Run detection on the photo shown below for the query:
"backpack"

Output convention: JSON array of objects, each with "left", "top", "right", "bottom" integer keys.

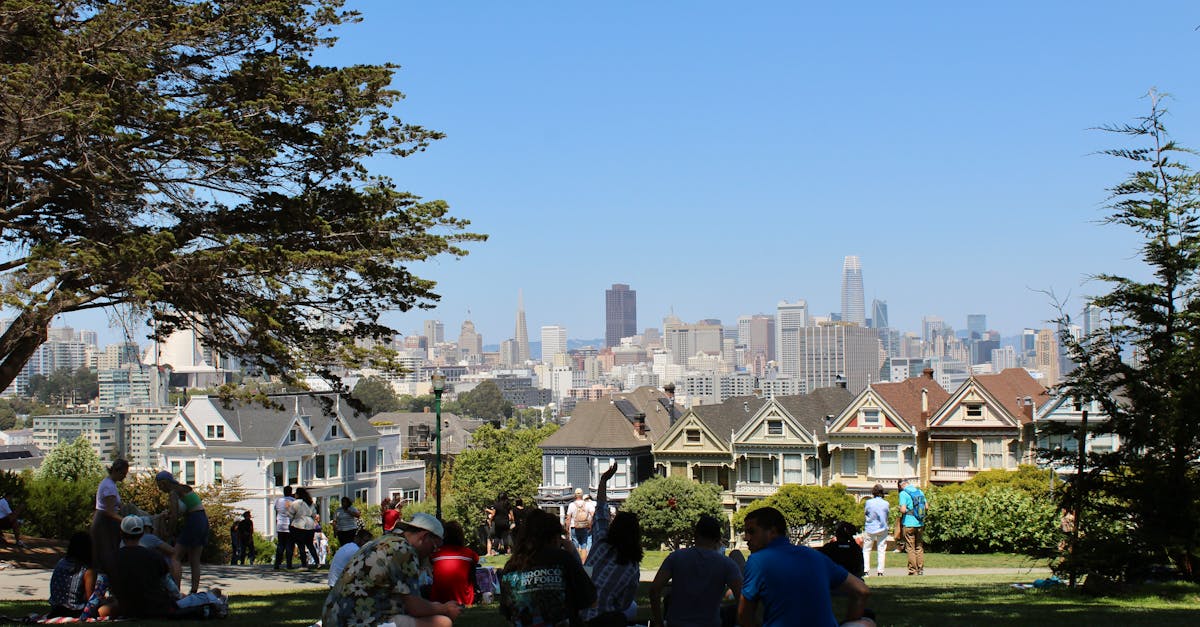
[
  {"left": 907, "top": 489, "right": 927, "bottom": 523},
  {"left": 573, "top": 502, "right": 591, "bottom": 528}
]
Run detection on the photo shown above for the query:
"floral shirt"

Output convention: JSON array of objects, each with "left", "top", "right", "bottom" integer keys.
[{"left": 321, "top": 534, "right": 427, "bottom": 626}]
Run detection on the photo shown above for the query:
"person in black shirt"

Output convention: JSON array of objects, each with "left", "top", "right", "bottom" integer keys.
[
  {"left": 491, "top": 492, "right": 514, "bottom": 554},
  {"left": 111, "top": 515, "right": 177, "bottom": 619},
  {"left": 819, "top": 521, "right": 866, "bottom": 578}
]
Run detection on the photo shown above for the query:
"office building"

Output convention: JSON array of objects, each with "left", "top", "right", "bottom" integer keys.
[
  {"left": 541, "top": 325, "right": 568, "bottom": 364},
  {"left": 869, "top": 299, "right": 888, "bottom": 330},
  {"left": 423, "top": 320, "right": 444, "bottom": 351},
  {"left": 840, "top": 256, "right": 865, "bottom": 326},
  {"left": 776, "top": 300, "right": 808, "bottom": 378},
  {"left": 967, "top": 314, "right": 987, "bottom": 340},
  {"left": 1034, "top": 328, "right": 1060, "bottom": 386},
  {"left": 514, "top": 290, "right": 531, "bottom": 363},
  {"left": 737, "top": 314, "right": 776, "bottom": 362},
  {"left": 605, "top": 284, "right": 637, "bottom": 348},
  {"left": 458, "top": 320, "right": 483, "bottom": 363},
  {"left": 798, "top": 322, "right": 882, "bottom": 394},
  {"left": 32, "top": 412, "right": 120, "bottom": 461}
]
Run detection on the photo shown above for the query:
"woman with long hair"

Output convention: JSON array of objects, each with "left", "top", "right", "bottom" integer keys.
[
  {"left": 500, "top": 508, "right": 595, "bottom": 626},
  {"left": 582, "top": 463, "right": 643, "bottom": 627},
  {"left": 288, "top": 487, "right": 319, "bottom": 567},
  {"left": 48, "top": 532, "right": 97, "bottom": 618},
  {"left": 90, "top": 459, "right": 129, "bottom": 578},
  {"left": 155, "top": 469, "right": 209, "bottom": 595}
]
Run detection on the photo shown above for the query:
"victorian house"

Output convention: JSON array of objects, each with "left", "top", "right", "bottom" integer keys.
[
  {"left": 652, "top": 396, "right": 766, "bottom": 512},
  {"left": 1032, "top": 394, "right": 1121, "bottom": 471},
  {"left": 826, "top": 371, "right": 950, "bottom": 495},
  {"left": 924, "top": 368, "right": 1049, "bottom": 484}
]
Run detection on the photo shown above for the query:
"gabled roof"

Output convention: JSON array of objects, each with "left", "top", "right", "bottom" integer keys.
[
  {"left": 184, "top": 393, "right": 380, "bottom": 448},
  {"left": 691, "top": 396, "right": 766, "bottom": 444},
  {"left": 540, "top": 386, "right": 674, "bottom": 450},
  {"left": 971, "top": 368, "right": 1049, "bottom": 425},
  {"left": 870, "top": 375, "right": 952, "bottom": 433},
  {"left": 772, "top": 386, "right": 856, "bottom": 438}
]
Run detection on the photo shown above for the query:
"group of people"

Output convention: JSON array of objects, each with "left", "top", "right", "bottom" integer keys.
[
  {"left": 42, "top": 459, "right": 219, "bottom": 620},
  {"left": 272, "top": 485, "right": 341, "bottom": 569},
  {"left": 481, "top": 492, "right": 528, "bottom": 555}
]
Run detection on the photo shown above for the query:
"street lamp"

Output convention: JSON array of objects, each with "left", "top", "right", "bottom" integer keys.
[{"left": 431, "top": 370, "right": 446, "bottom": 521}]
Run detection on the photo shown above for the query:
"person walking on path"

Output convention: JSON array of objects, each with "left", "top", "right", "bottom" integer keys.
[
  {"left": 898, "top": 477, "right": 927, "bottom": 576},
  {"left": 564, "top": 487, "right": 593, "bottom": 561},
  {"left": 737, "top": 506, "right": 871, "bottom": 627},
  {"left": 155, "top": 469, "right": 209, "bottom": 595},
  {"left": 862, "top": 484, "right": 890, "bottom": 577},
  {"left": 288, "top": 487, "right": 319, "bottom": 568},
  {"left": 332, "top": 496, "right": 361, "bottom": 548},
  {"left": 273, "top": 485, "right": 295, "bottom": 570},
  {"left": 234, "top": 511, "right": 255, "bottom": 565},
  {"left": 90, "top": 459, "right": 129, "bottom": 576},
  {"left": 649, "top": 514, "right": 742, "bottom": 627}
]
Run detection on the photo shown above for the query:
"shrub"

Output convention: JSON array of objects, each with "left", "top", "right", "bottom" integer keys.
[
  {"left": 732, "top": 484, "right": 860, "bottom": 545},
  {"left": 622, "top": 476, "right": 724, "bottom": 550},
  {"left": 25, "top": 473, "right": 101, "bottom": 539},
  {"left": 924, "top": 486, "right": 1061, "bottom": 554}
]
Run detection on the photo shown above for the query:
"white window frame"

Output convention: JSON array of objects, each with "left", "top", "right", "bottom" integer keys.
[
  {"left": 686, "top": 429, "right": 701, "bottom": 444},
  {"left": 965, "top": 403, "right": 984, "bottom": 420},
  {"left": 861, "top": 409, "right": 881, "bottom": 425},
  {"left": 184, "top": 461, "right": 195, "bottom": 484},
  {"left": 354, "top": 488, "right": 369, "bottom": 503},
  {"left": 315, "top": 454, "right": 326, "bottom": 479},
  {"left": 327, "top": 453, "right": 340, "bottom": 478},
  {"left": 982, "top": 438, "right": 1005, "bottom": 468},
  {"left": 593, "top": 457, "right": 629, "bottom": 489},
  {"left": 206, "top": 425, "right": 224, "bottom": 439},
  {"left": 330, "top": 424, "right": 339, "bottom": 437},
  {"left": 177, "top": 429, "right": 186, "bottom": 443},
  {"left": 289, "top": 428, "right": 298, "bottom": 443},
  {"left": 783, "top": 454, "right": 804, "bottom": 484},
  {"left": 355, "top": 449, "right": 369, "bottom": 474},
  {"left": 841, "top": 450, "right": 858, "bottom": 476},
  {"left": 551, "top": 456, "right": 568, "bottom": 487},
  {"left": 767, "top": 420, "right": 783, "bottom": 436},
  {"left": 877, "top": 445, "right": 899, "bottom": 477},
  {"left": 212, "top": 460, "right": 223, "bottom": 485}
]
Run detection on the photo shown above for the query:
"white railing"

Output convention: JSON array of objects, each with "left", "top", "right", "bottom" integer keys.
[
  {"left": 734, "top": 482, "right": 780, "bottom": 496},
  {"left": 378, "top": 460, "right": 425, "bottom": 472},
  {"left": 930, "top": 467, "right": 978, "bottom": 482}
]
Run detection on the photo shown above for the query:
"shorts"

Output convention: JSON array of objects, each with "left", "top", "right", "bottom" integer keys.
[
  {"left": 178, "top": 510, "right": 210, "bottom": 548},
  {"left": 0, "top": 516, "right": 15, "bottom": 530},
  {"left": 571, "top": 527, "right": 591, "bottom": 550},
  {"left": 386, "top": 614, "right": 419, "bottom": 627}
]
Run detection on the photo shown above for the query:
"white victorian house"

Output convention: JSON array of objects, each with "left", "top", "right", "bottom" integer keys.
[{"left": 153, "top": 392, "right": 424, "bottom": 539}]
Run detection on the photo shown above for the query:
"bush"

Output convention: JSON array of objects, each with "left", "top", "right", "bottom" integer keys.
[
  {"left": 925, "top": 486, "right": 1061, "bottom": 554},
  {"left": 25, "top": 473, "right": 101, "bottom": 539},
  {"left": 623, "top": 476, "right": 724, "bottom": 550},
  {"left": 118, "top": 471, "right": 250, "bottom": 564},
  {"left": 732, "top": 484, "right": 860, "bottom": 545}
]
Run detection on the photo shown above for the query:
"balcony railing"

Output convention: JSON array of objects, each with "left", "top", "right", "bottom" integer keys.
[
  {"left": 378, "top": 460, "right": 425, "bottom": 473},
  {"left": 930, "top": 467, "right": 979, "bottom": 482},
  {"left": 734, "top": 482, "right": 780, "bottom": 497}
]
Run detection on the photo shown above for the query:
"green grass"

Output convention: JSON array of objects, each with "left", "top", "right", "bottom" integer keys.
[{"left": 3, "top": 572, "right": 1195, "bottom": 626}]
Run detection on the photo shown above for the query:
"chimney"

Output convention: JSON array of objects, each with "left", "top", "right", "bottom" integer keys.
[
  {"left": 835, "top": 374, "right": 847, "bottom": 389},
  {"left": 922, "top": 368, "right": 935, "bottom": 380},
  {"left": 921, "top": 388, "right": 929, "bottom": 416},
  {"left": 1022, "top": 396, "right": 1034, "bottom": 422},
  {"left": 635, "top": 416, "right": 646, "bottom": 437},
  {"left": 743, "top": 401, "right": 750, "bottom": 413}
]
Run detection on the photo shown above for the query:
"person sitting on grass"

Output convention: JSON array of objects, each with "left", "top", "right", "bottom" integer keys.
[
  {"left": 431, "top": 521, "right": 480, "bottom": 607},
  {"left": 649, "top": 514, "right": 743, "bottom": 627},
  {"left": 0, "top": 492, "right": 27, "bottom": 548},
  {"left": 819, "top": 521, "right": 865, "bottom": 579},
  {"left": 327, "top": 529, "right": 372, "bottom": 588},
  {"left": 110, "top": 515, "right": 178, "bottom": 619},
  {"left": 48, "top": 532, "right": 99, "bottom": 618}
]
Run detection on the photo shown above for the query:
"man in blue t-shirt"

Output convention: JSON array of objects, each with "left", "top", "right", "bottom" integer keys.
[
  {"left": 737, "top": 507, "right": 871, "bottom": 627},
  {"left": 898, "top": 477, "right": 926, "bottom": 575}
]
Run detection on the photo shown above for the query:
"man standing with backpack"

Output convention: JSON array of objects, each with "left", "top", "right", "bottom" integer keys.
[
  {"left": 897, "top": 478, "right": 927, "bottom": 576},
  {"left": 565, "top": 487, "right": 593, "bottom": 561}
]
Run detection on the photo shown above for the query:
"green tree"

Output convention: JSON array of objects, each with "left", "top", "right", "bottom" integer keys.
[
  {"left": 731, "top": 484, "right": 860, "bottom": 545},
  {"left": 622, "top": 476, "right": 724, "bottom": 550},
  {"left": 1054, "top": 93, "right": 1200, "bottom": 582},
  {"left": 925, "top": 486, "right": 1061, "bottom": 555},
  {"left": 940, "top": 465, "right": 1055, "bottom": 499},
  {"left": 0, "top": 402, "right": 16, "bottom": 430},
  {"left": 38, "top": 436, "right": 105, "bottom": 482},
  {"left": 445, "top": 423, "right": 557, "bottom": 531},
  {"left": 0, "top": 0, "right": 483, "bottom": 395},
  {"left": 352, "top": 376, "right": 402, "bottom": 416},
  {"left": 457, "top": 380, "right": 513, "bottom": 424}
]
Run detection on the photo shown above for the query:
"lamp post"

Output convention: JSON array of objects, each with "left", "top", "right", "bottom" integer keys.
[
  {"left": 1070, "top": 398, "right": 1089, "bottom": 589},
  {"left": 431, "top": 370, "right": 446, "bottom": 521}
]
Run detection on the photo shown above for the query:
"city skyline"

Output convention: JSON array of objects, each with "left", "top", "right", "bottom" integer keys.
[{"left": 46, "top": 1, "right": 1200, "bottom": 349}]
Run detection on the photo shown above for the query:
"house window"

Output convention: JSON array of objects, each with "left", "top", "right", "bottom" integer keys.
[
  {"left": 377, "top": 449, "right": 384, "bottom": 467},
  {"left": 327, "top": 453, "right": 340, "bottom": 478},
  {"left": 767, "top": 420, "right": 783, "bottom": 436},
  {"left": 965, "top": 404, "right": 984, "bottom": 419},
  {"left": 594, "top": 457, "right": 629, "bottom": 489},
  {"left": 861, "top": 409, "right": 880, "bottom": 425},
  {"left": 177, "top": 429, "right": 186, "bottom": 443},
  {"left": 551, "top": 456, "right": 567, "bottom": 487},
  {"left": 213, "top": 460, "right": 223, "bottom": 485},
  {"left": 289, "top": 429, "right": 298, "bottom": 443},
  {"left": 355, "top": 450, "right": 369, "bottom": 474},
  {"left": 982, "top": 438, "right": 1005, "bottom": 468},
  {"left": 287, "top": 460, "right": 299, "bottom": 483},
  {"left": 877, "top": 445, "right": 899, "bottom": 477},
  {"left": 170, "top": 461, "right": 181, "bottom": 477},
  {"left": 354, "top": 488, "right": 368, "bottom": 503},
  {"left": 745, "top": 457, "right": 774, "bottom": 484},
  {"left": 184, "top": 461, "right": 195, "bottom": 484},
  {"left": 315, "top": 455, "right": 326, "bottom": 479},
  {"left": 206, "top": 425, "right": 224, "bottom": 439},
  {"left": 806, "top": 457, "right": 819, "bottom": 484},
  {"left": 402, "top": 488, "right": 420, "bottom": 503},
  {"left": 841, "top": 450, "right": 858, "bottom": 476},
  {"left": 686, "top": 429, "right": 701, "bottom": 444},
  {"left": 783, "top": 454, "right": 804, "bottom": 484},
  {"left": 330, "top": 424, "right": 339, "bottom": 437},
  {"left": 695, "top": 466, "right": 719, "bottom": 485},
  {"left": 273, "top": 461, "right": 284, "bottom": 487}
]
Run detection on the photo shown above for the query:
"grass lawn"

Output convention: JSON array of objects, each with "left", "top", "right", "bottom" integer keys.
[{"left": 3, "top": 572, "right": 1194, "bottom": 626}]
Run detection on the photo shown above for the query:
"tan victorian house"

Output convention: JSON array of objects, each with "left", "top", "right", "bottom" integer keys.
[
  {"left": 925, "top": 368, "right": 1049, "bottom": 484},
  {"left": 826, "top": 370, "right": 950, "bottom": 495},
  {"left": 652, "top": 396, "right": 766, "bottom": 512}
]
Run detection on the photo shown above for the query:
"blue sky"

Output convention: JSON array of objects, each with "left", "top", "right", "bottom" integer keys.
[{"left": 74, "top": 1, "right": 1200, "bottom": 346}]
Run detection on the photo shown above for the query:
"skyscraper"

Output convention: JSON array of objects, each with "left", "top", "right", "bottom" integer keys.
[
  {"left": 605, "top": 284, "right": 637, "bottom": 348},
  {"left": 966, "top": 314, "right": 987, "bottom": 340},
  {"left": 776, "top": 300, "right": 808, "bottom": 378},
  {"left": 737, "top": 314, "right": 776, "bottom": 361},
  {"left": 798, "top": 322, "right": 882, "bottom": 394},
  {"left": 840, "top": 256, "right": 866, "bottom": 326},
  {"left": 514, "top": 290, "right": 530, "bottom": 363},
  {"left": 458, "top": 320, "right": 483, "bottom": 363},
  {"left": 869, "top": 299, "right": 888, "bottom": 330},
  {"left": 541, "top": 325, "right": 568, "bottom": 364},
  {"left": 423, "top": 320, "right": 444, "bottom": 349}
]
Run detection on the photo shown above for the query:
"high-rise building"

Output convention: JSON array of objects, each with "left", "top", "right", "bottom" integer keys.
[
  {"left": 869, "top": 299, "right": 888, "bottom": 330},
  {"left": 840, "top": 256, "right": 866, "bottom": 326},
  {"left": 423, "top": 320, "right": 444, "bottom": 351},
  {"left": 540, "top": 325, "right": 567, "bottom": 364},
  {"left": 776, "top": 300, "right": 809, "bottom": 378},
  {"left": 921, "top": 316, "right": 945, "bottom": 345},
  {"left": 605, "top": 284, "right": 637, "bottom": 348},
  {"left": 798, "top": 322, "right": 882, "bottom": 394},
  {"left": 1083, "top": 304, "right": 1104, "bottom": 337},
  {"left": 663, "top": 319, "right": 722, "bottom": 366},
  {"left": 967, "top": 314, "right": 987, "bottom": 340},
  {"left": 737, "top": 314, "right": 776, "bottom": 362},
  {"left": 514, "top": 290, "right": 530, "bottom": 363},
  {"left": 1034, "top": 328, "right": 1060, "bottom": 386},
  {"left": 458, "top": 320, "right": 483, "bottom": 363}
]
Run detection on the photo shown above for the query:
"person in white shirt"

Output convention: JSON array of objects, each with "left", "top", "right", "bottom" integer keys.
[
  {"left": 327, "top": 529, "right": 372, "bottom": 587},
  {"left": 564, "top": 488, "right": 593, "bottom": 561},
  {"left": 272, "top": 485, "right": 295, "bottom": 570},
  {"left": 0, "top": 493, "right": 25, "bottom": 548}
]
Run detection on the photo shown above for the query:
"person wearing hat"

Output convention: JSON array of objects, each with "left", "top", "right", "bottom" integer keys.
[
  {"left": 109, "top": 514, "right": 176, "bottom": 619},
  {"left": 650, "top": 514, "right": 743, "bottom": 627},
  {"left": 321, "top": 512, "right": 463, "bottom": 626},
  {"left": 156, "top": 470, "right": 209, "bottom": 595},
  {"left": 564, "top": 487, "right": 593, "bottom": 561}
]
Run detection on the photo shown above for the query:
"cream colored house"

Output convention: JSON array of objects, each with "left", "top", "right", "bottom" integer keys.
[{"left": 652, "top": 396, "right": 766, "bottom": 511}]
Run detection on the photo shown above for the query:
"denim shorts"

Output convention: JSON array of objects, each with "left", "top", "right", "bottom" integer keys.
[{"left": 178, "top": 510, "right": 209, "bottom": 548}]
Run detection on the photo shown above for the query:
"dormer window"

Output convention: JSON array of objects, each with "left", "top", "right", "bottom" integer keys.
[
  {"left": 177, "top": 429, "right": 186, "bottom": 443},
  {"left": 686, "top": 429, "right": 701, "bottom": 444},
  {"left": 965, "top": 404, "right": 983, "bottom": 420},
  {"left": 289, "top": 428, "right": 298, "bottom": 443},
  {"left": 861, "top": 409, "right": 880, "bottom": 425},
  {"left": 330, "top": 424, "right": 339, "bottom": 437},
  {"left": 206, "top": 425, "right": 225, "bottom": 439},
  {"left": 767, "top": 420, "right": 783, "bottom": 436}
]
